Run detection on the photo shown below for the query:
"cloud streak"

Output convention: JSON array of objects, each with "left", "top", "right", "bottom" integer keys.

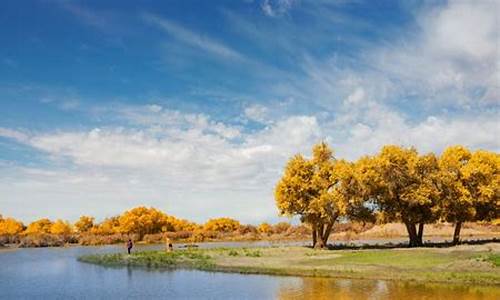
[{"left": 143, "top": 13, "right": 246, "bottom": 61}]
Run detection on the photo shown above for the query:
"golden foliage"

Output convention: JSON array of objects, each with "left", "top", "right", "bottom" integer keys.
[
  {"left": 74, "top": 216, "right": 94, "bottom": 233},
  {"left": 439, "top": 146, "right": 499, "bottom": 223},
  {"left": 0, "top": 217, "right": 24, "bottom": 235},
  {"left": 203, "top": 217, "right": 240, "bottom": 232},
  {"left": 275, "top": 142, "right": 367, "bottom": 247},
  {"left": 275, "top": 142, "right": 499, "bottom": 247},
  {"left": 258, "top": 222, "right": 272, "bottom": 234},
  {"left": 50, "top": 220, "right": 73, "bottom": 235},
  {"left": 25, "top": 218, "right": 53, "bottom": 235},
  {"left": 90, "top": 217, "right": 119, "bottom": 235}
]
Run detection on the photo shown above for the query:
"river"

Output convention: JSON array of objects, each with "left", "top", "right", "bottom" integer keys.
[{"left": 0, "top": 242, "right": 498, "bottom": 299}]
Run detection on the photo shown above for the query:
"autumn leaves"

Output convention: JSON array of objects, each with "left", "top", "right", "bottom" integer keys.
[{"left": 275, "top": 143, "right": 499, "bottom": 248}]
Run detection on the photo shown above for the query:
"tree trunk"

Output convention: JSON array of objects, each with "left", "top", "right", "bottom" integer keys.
[
  {"left": 314, "top": 235, "right": 325, "bottom": 249},
  {"left": 312, "top": 223, "right": 317, "bottom": 248},
  {"left": 417, "top": 223, "right": 424, "bottom": 246},
  {"left": 314, "top": 223, "right": 326, "bottom": 249},
  {"left": 321, "top": 222, "right": 334, "bottom": 248},
  {"left": 404, "top": 222, "right": 418, "bottom": 247},
  {"left": 453, "top": 221, "right": 462, "bottom": 245}
]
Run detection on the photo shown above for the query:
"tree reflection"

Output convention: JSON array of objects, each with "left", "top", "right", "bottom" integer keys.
[{"left": 277, "top": 277, "right": 500, "bottom": 300}]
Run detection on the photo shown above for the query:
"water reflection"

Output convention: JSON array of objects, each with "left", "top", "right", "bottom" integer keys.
[{"left": 278, "top": 277, "right": 500, "bottom": 300}]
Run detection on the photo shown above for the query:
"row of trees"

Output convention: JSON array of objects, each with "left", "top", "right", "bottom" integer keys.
[
  {"left": 0, "top": 207, "right": 295, "bottom": 241},
  {"left": 275, "top": 143, "right": 499, "bottom": 248}
]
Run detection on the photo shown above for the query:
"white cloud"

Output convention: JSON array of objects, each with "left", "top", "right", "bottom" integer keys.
[
  {"left": 0, "top": 110, "right": 323, "bottom": 223},
  {"left": 0, "top": 128, "right": 29, "bottom": 142},
  {"left": 1, "top": 102, "right": 498, "bottom": 223},
  {"left": 244, "top": 104, "right": 269, "bottom": 123},
  {"left": 326, "top": 100, "right": 500, "bottom": 160},
  {"left": 371, "top": 0, "right": 499, "bottom": 106},
  {"left": 261, "top": 0, "right": 297, "bottom": 17},
  {"left": 59, "top": 99, "right": 80, "bottom": 110},
  {"left": 290, "top": 0, "right": 499, "bottom": 113},
  {"left": 147, "top": 104, "right": 163, "bottom": 113},
  {"left": 24, "top": 113, "right": 320, "bottom": 176},
  {"left": 344, "top": 87, "right": 365, "bottom": 105},
  {"left": 423, "top": 0, "right": 498, "bottom": 61}
]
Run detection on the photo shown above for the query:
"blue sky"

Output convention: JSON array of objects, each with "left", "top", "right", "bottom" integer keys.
[{"left": 0, "top": 0, "right": 498, "bottom": 224}]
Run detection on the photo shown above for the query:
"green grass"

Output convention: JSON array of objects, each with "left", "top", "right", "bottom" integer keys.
[
  {"left": 308, "top": 249, "right": 458, "bottom": 268},
  {"left": 79, "top": 250, "right": 214, "bottom": 269},
  {"left": 78, "top": 244, "right": 500, "bottom": 285},
  {"left": 486, "top": 254, "right": 500, "bottom": 267}
]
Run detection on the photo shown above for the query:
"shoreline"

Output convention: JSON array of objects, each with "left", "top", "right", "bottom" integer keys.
[
  {"left": 2, "top": 235, "right": 499, "bottom": 250},
  {"left": 78, "top": 243, "right": 500, "bottom": 286}
]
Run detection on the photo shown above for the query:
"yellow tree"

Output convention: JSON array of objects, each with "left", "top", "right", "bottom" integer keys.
[
  {"left": 258, "top": 222, "right": 272, "bottom": 235},
  {"left": 440, "top": 146, "right": 499, "bottom": 244},
  {"left": 91, "top": 216, "right": 120, "bottom": 235},
  {"left": 0, "top": 217, "right": 24, "bottom": 236},
  {"left": 330, "top": 159, "right": 375, "bottom": 224},
  {"left": 203, "top": 217, "right": 240, "bottom": 232},
  {"left": 361, "top": 146, "right": 441, "bottom": 247},
  {"left": 464, "top": 150, "right": 499, "bottom": 223},
  {"left": 50, "top": 220, "right": 73, "bottom": 235},
  {"left": 439, "top": 146, "right": 473, "bottom": 244},
  {"left": 24, "top": 218, "right": 53, "bottom": 235},
  {"left": 117, "top": 206, "right": 170, "bottom": 239},
  {"left": 276, "top": 142, "right": 357, "bottom": 248},
  {"left": 74, "top": 216, "right": 94, "bottom": 233},
  {"left": 165, "top": 216, "right": 198, "bottom": 232}
]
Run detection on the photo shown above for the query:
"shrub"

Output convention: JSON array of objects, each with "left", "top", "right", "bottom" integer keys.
[
  {"left": 286, "top": 224, "right": 311, "bottom": 237},
  {"left": 258, "top": 223, "right": 272, "bottom": 235},
  {"left": 238, "top": 224, "right": 258, "bottom": 235},
  {"left": 78, "top": 233, "right": 129, "bottom": 246},
  {"left": 164, "top": 231, "right": 192, "bottom": 240},
  {"left": 203, "top": 218, "right": 240, "bottom": 233},
  {"left": 272, "top": 222, "right": 291, "bottom": 234},
  {"left": 19, "top": 234, "right": 67, "bottom": 247}
]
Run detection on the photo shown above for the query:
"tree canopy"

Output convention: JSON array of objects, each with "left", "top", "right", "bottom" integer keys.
[
  {"left": 275, "top": 142, "right": 369, "bottom": 248},
  {"left": 275, "top": 142, "right": 499, "bottom": 247}
]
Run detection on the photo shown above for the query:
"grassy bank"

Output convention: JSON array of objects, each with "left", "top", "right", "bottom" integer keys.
[{"left": 79, "top": 243, "right": 500, "bottom": 285}]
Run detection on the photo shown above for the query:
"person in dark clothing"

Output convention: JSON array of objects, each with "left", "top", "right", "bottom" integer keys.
[{"left": 127, "top": 239, "right": 133, "bottom": 254}]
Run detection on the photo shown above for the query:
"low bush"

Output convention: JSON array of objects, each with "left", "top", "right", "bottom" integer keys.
[
  {"left": 77, "top": 233, "right": 130, "bottom": 246},
  {"left": 165, "top": 231, "right": 193, "bottom": 240},
  {"left": 0, "top": 234, "right": 21, "bottom": 244},
  {"left": 18, "top": 234, "right": 72, "bottom": 247}
]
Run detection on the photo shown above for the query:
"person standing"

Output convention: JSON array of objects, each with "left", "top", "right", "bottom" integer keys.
[
  {"left": 127, "top": 238, "right": 133, "bottom": 254},
  {"left": 165, "top": 236, "right": 173, "bottom": 252}
]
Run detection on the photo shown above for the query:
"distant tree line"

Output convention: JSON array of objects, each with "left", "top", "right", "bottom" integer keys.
[
  {"left": 275, "top": 143, "right": 499, "bottom": 248},
  {"left": 0, "top": 207, "right": 302, "bottom": 246}
]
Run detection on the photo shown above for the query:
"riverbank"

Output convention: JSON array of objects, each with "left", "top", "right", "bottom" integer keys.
[
  {"left": 3, "top": 222, "right": 498, "bottom": 248},
  {"left": 79, "top": 243, "right": 500, "bottom": 285}
]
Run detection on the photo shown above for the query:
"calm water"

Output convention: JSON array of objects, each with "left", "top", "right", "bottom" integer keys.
[{"left": 1, "top": 243, "right": 498, "bottom": 300}]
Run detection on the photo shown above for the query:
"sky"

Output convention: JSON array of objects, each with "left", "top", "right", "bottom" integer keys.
[{"left": 0, "top": 0, "right": 499, "bottom": 224}]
